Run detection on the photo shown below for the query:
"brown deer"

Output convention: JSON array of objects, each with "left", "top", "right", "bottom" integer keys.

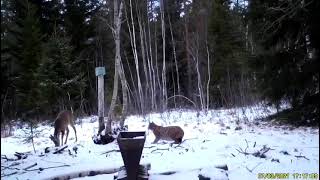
[{"left": 50, "top": 110, "right": 77, "bottom": 147}]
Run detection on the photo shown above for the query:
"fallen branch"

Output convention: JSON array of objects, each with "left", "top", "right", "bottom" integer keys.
[
  {"left": 1, "top": 162, "right": 21, "bottom": 171},
  {"left": 14, "top": 152, "right": 28, "bottom": 160},
  {"left": 245, "top": 162, "right": 263, "bottom": 173},
  {"left": 1, "top": 155, "right": 20, "bottom": 161},
  {"left": 244, "top": 139, "right": 249, "bottom": 153},
  {"left": 173, "top": 144, "right": 185, "bottom": 148},
  {"left": 53, "top": 146, "right": 68, "bottom": 154},
  {"left": 144, "top": 146, "right": 156, "bottom": 149},
  {"left": 1, "top": 171, "right": 18, "bottom": 177},
  {"left": 220, "top": 132, "right": 227, "bottom": 135},
  {"left": 215, "top": 164, "right": 228, "bottom": 171},
  {"left": 295, "top": 155, "right": 310, "bottom": 160},
  {"left": 157, "top": 171, "right": 177, "bottom": 175},
  {"left": 235, "top": 147, "right": 250, "bottom": 155},
  {"left": 280, "top": 150, "right": 290, "bottom": 155},
  {"left": 252, "top": 146, "right": 271, "bottom": 158},
  {"left": 25, "top": 164, "right": 70, "bottom": 172},
  {"left": 23, "top": 163, "right": 37, "bottom": 170},
  {"left": 8, "top": 162, "right": 20, "bottom": 167},
  {"left": 151, "top": 148, "right": 169, "bottom": 153},
  {"left": 1, "top": 165, "right": 20, "bottom": 171},
  {"left": 100, "top": 149, "right": 120, "bottom": 155},
  {"left": 236, "top": 144, "right": 273, "bottom": 158}
]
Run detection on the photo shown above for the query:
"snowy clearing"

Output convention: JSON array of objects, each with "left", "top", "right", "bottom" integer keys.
[{"left": 1, "top": 104, "right": 319, "bottom": 180}]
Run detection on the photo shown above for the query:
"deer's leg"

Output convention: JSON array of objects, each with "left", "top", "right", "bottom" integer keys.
[
  {"left": 65, "top": 127, "right": 69, "bottom": 145},
  {"left": 61, "top": 131, "right": 65, "bottom": 146},
  {"left": 70, "top": 123, "right": 77, "bottom": 142}
]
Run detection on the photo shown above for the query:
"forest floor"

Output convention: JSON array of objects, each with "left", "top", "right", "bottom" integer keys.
[{"left": 1, "top": 103, "right": 319, "bottom": 180}]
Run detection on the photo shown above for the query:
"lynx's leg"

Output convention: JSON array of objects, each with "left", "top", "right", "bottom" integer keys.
[
  {"left": 65, "top": 127, "right": 69, "bottom": 145},
  {"left": 152, "top": 137, "right": 160, "bottom": 144},
  {"left": 173, "top": 140, "right": 180, "bottom": 144},
  {"left": 174, "top": 137, "right": 183, "bottom": 144}
]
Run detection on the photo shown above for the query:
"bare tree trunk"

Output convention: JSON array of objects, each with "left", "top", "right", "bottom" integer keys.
[
  {"left": 206, "top": 42, "right": 211, "bottom": 111},
  {"left": 190, "top": 34, "right": 205, "bottom": 110},
  {"left": 145, "top": 19, "right": 155, "bottom": 110},
  {"left": 227, "top": 65, "right": 232, "bottom": 107},
  {"left": 118, "top": 58, "right": 128, "bottom": 128},
  {"left": 31, "top": 124, "right": 36, "bottom": 153},
  {"left": 137, "top": 5, "right": 150, "bottom": 99},
  {"left": 147, "top": 1, "right": 157, "bottom": 110},
  {"left": 160, "top": 0, "right": 167, "bottom": 111},
  {"left": 128, "top": 0, "right": 144, "bottom": 114},
  {"left": 168, "top": 13, "right": 180, "bottom": 107},
  {"left": 106, "top": 0, "right": 125, "bottom": 133},
  {"left": 195, "top": 48, "right": 204, "bottom": 110},
  {"left": 184, "top": 11, "right": 192, "bottom": 102},
  {"left": 142, "top": 2, "right": 154, "bottom": 111},
  {"left": 106, "top": 64, "right": 119, "bottom": 133},
  {"left": 124, "top": 51, "right": 138, "bottom": 107},
  {"left": 154, "top": 17, "right": 161, "bottom": 111},
  {"left": 114, "top": 1, "right": 127, "bottom": 128}
]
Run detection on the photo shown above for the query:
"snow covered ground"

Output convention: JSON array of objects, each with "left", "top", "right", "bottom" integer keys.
[{"left": 1, "top": 104, "right": 319, "bottom": 180}]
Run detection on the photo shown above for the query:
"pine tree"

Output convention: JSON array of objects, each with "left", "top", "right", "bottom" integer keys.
[
  {"left": 208, "top": 0, "right": 249, "bottom": 107},
  {"left": 12, "top": 0, "right": 43, "bottom": 119},
  {"left": 249, "top": 0, "right": 319, "bottom": 125},
  {"left": 38, "top": 32, "right": 86, "bottom": 116}
]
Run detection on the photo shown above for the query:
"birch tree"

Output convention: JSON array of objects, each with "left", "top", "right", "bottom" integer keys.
[
  {"left": 160, "top": 0, "right": 167, "bottom": 111},
  {"left": 127, "top": 0, "right": 144, "bottom": 114},
  {"left": 106, "top": 0, "right": 127, "bottom": 132}
]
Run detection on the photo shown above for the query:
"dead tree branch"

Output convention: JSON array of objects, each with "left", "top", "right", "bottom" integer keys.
[
  {"left": 25, "top": 164, "right": 70, "bottom": 172},
  {"left": 100, "top": 149, "right": 120, "bottom": 155},
  {"left": 295, "top": 155, "right": 310, "bottom": 160},
  {"left": 1, "top": 171, "right": 18, "bottom": 177},
  {"left": 23, "top": 163, "right": 37, "bottom": 170},
  {"left": 245, "top": 162, "right": 263, "bottom": 173},
  {"left": 53, "top": 146, "right": 68, "bottom": 154},
  {"left": 151, "top": 148, "right": 169, "bottom": 153},
  {"left": 1, "top": 155, "right": 16, "bottom": 161}
]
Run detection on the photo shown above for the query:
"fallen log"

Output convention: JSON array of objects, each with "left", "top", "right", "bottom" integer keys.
[
  {"left": 53, "top": 146, "right": 68, "bottom": 154},
  {"left": 1, "top": 171, "right": 18, "bottom": 177}
]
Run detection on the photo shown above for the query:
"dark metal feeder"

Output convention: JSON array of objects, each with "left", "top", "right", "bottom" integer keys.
[{"left": 116, "top": 131, "right": 149, "bottom": 180}]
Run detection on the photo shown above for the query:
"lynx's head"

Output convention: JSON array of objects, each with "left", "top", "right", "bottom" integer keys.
[{"left": 148, "top": 122, "right": 156, "bottom": 130}]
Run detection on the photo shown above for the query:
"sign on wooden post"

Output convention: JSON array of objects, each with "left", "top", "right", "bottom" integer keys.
[{"left": 96, "top": 67, "right": 106, "bottom": 132}]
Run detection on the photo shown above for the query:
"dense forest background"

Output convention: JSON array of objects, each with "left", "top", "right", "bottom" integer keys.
[{"left": 1, "top": 0, "right": 319, "bottom": 129}]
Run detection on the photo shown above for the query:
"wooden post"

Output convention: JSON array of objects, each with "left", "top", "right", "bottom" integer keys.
[{"left": 96, "top": 67, "right": 106, "bottom": 134}]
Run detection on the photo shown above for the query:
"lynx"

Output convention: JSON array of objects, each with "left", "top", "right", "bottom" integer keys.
[
  {"left": 148, "top": 122, "right": 184, "bottom": 144},
  {"left": 50, "top": 110, "right": 77, "bottom": 147}
]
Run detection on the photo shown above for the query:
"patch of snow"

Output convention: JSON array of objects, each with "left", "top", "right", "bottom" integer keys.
[{"left": 1, "top": 104, "right": 318, "bottom": 180}]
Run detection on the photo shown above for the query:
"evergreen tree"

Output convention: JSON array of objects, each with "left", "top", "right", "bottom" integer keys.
[
  {"left": 11, "top": 0, "right": 43, "bottom": 119},
  {"left": 38, "top": 33, "right": 82, "bottom": 116},
  {"left": 249, "top": 0, "right": 319, "bottom": 125},
  {"left": 1, "top": 0, "right": 16, "bottom": 121},
  {"left": 208, "top": 0, "right": 249, "bottom": 107}
]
